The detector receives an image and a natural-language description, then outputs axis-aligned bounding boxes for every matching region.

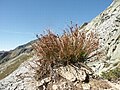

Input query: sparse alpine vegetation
[32,24,99,80]
[101,67,120,81]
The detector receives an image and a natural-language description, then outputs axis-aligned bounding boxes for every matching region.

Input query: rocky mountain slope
[84,0,120,75]
[0,0,120,90]
[0,40,36,80]
[0,40,36,64]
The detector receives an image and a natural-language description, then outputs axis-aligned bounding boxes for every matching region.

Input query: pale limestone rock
[52,85,58,90]
[57,65,87,82]
[82,83,90,90]
[84,0,120,75]
[36,77,51,87]
[0,57,38,90]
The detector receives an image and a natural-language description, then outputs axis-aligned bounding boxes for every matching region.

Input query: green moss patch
[101,67,120,81]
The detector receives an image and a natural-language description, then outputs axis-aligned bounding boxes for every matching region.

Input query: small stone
[52,85,58,90]
[82,83,91,90]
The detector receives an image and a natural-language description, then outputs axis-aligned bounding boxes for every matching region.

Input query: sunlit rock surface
[0,0,120,90]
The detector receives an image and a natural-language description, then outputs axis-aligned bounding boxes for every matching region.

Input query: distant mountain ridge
[0,40,36,64]
[0,51,6,55]
[0,40,37,80]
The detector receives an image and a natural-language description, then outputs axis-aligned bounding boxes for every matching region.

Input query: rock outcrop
[84,0,120,60]
[0,60,117,90]
[83,0,120,75]
[0,56,38,90]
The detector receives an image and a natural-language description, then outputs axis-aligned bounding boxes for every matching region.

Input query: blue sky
[0,0,112,51]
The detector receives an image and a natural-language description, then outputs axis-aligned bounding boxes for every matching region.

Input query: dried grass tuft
[32,25,99,80]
